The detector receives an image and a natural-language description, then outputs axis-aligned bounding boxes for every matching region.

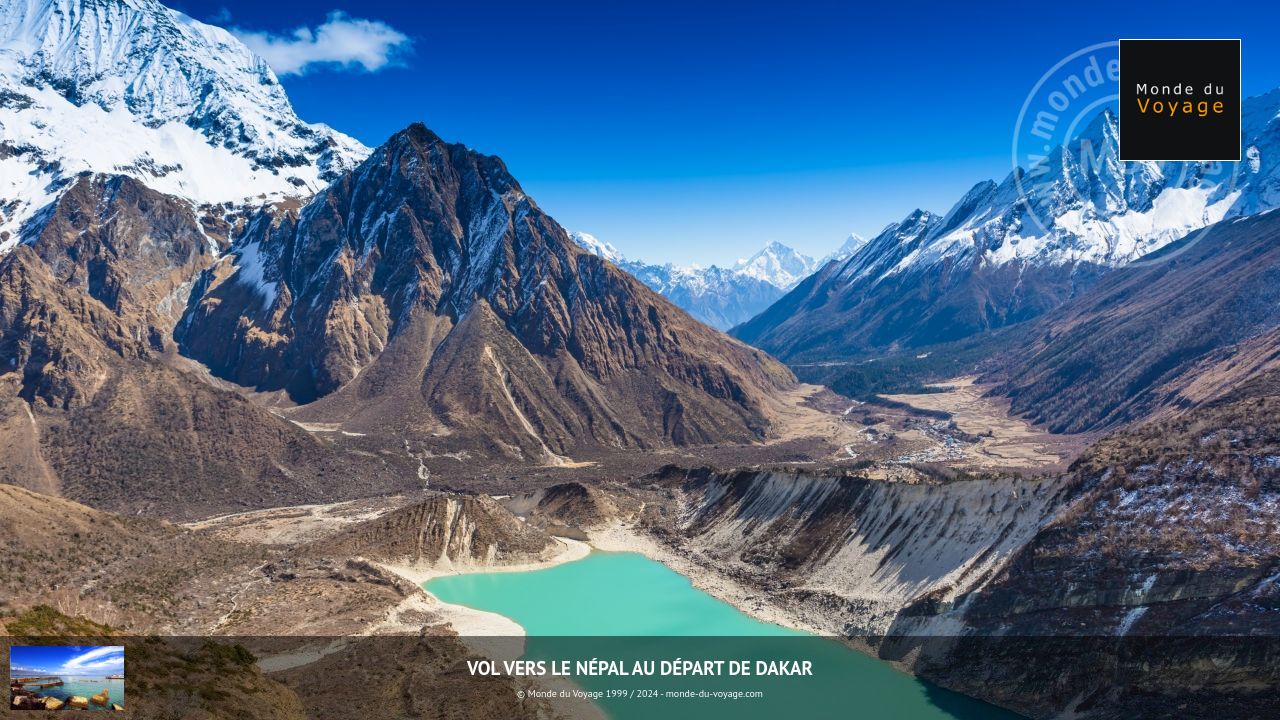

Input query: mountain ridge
[0,173,419,518]
[735,98,1280,361]
[987,208,1280,433]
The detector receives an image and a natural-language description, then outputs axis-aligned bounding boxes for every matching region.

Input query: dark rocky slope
[884,369,1280,719]
[991,210,1280,433]
[0,176,413,518]
[0,175,215,408]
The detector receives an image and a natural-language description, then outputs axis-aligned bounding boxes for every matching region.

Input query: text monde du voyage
[1133,82,1230,118]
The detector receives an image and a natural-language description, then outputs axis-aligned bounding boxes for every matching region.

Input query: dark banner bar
[6,635,1280,719]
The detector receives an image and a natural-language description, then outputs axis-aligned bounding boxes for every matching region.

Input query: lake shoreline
[380,525,825,639]
[380,537,591,637]
[586,524,829,636]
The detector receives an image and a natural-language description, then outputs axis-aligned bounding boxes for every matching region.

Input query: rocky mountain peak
[177,121,793,456]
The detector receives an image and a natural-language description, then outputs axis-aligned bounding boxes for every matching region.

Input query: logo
[1119,39,1241,161]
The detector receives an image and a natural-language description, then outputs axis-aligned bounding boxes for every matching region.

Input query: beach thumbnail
[9,646,125,712]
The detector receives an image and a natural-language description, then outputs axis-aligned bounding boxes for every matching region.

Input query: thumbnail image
[9,646,125,712]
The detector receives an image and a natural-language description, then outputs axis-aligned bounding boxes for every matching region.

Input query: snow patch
[1117,606,1147,636]
[232,240,279,310]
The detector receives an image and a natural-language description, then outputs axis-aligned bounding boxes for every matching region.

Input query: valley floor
[877,377,1093,472]
[758,376,1089,479]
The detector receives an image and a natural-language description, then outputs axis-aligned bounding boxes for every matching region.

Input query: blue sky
[9,646,125,676]
[175,0,1280,265]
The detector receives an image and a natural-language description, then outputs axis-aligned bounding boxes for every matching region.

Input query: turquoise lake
[426,551,1020,720]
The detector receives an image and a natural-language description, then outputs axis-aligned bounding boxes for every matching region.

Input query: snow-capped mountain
[732,240,818,290]
[0,0,368,250]
[637,264,786,331]
[835,108,1250,286]
[571,233,817,329]
[838,93,1280,282]
[736,93,1280,361]
[569,231,625,264]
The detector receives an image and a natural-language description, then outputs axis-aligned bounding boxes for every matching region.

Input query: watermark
[1011,41,1240,264]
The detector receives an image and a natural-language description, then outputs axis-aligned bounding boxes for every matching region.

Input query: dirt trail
[184,498,405,544]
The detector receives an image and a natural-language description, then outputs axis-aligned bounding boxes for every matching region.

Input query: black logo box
[1119,39,1241,162]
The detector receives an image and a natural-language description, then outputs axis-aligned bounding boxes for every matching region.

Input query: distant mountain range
[571,232,864,329]
[734,96,1280,361]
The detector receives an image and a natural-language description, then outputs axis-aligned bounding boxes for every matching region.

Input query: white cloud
[61,646,125,675]
[232,12,412,77]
